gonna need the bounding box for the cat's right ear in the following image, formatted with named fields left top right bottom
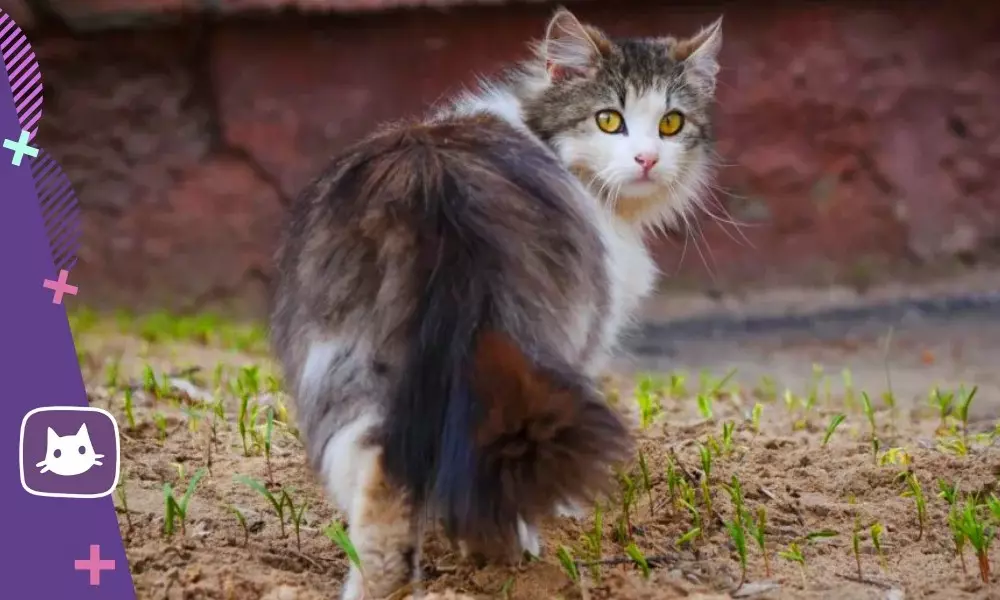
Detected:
left=543, top=8, right=611, bottom=82
left=46, top=427, right=57, bottom=444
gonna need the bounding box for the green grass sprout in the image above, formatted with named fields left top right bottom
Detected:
left=870, top=522, right=887, bottom=571
left=625, top=542, right=651, bottom=579
left=725, top=517, right=749, bottom=589
left=778, top=542, right=807, bottom=586
left=238, top=475, right=287, bottom=537
left=123, top=387, right=136, bottom=430
left=228, top=504, right=250, bottom=547
left=822, top=414, right=846, bottom=446
left=555, top=545, right=580, bottom=583
left=956, top=385, right=978, bottom=444
left=957, top=500, right=994, bottom=583
left=163, top=467, right=206, bottom=537
left=901, top=471, right=928, bottom=540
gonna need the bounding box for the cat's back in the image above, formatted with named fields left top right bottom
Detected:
left=270, top=113, right=608, bottom=367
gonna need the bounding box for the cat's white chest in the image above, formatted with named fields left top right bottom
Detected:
left=592, top=213, right=658, bottom=365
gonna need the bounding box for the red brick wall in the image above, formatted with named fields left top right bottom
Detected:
left=30, top=1, right=1000, bottom=315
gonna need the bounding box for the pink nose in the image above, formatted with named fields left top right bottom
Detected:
left=634, top=154, right=658, bottom=171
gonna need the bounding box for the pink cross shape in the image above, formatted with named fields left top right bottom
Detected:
left=42, top=269, right=78, bottom=304
left=74, top=544, right=116, bottom=586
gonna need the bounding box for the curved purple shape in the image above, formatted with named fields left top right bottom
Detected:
left=31, top=151, right=81, bottom=271
left=0, top=10, right=42, bottom=140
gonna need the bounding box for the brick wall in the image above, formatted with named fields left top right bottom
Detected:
left=20, top=0, right=1000, bottom=315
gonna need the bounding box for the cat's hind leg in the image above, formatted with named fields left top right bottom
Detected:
left=320, top=413, right=419, bottom=600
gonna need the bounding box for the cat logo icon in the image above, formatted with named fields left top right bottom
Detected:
left=19, top=406, right=120, bottom=499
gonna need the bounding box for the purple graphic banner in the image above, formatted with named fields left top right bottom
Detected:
left=0, top=9, right=136, bottom=598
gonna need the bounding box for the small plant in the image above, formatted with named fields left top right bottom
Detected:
left=721, top=421, right=736, bottom=455
left=861, top=392, right=877, bottom=435
left=745, top=505, right=771, bottom=577
left=581, top=504, right=604, bottom=581
left=282, top=489, right=309, bottom=552
left=901, top=471, right=928, bottom=540
left=931, top=387, right=955, bottom=433
left=725, top=517, right=749, bottom=588
left=238, top=475, right=288, bottom=537
left=122, top=387, right=136, bottom=430
left=228, top=504, right=250, bottom=547
left=264, top=407, right=276, bottom=483
left=956, top=385, right=978, bottom=444
left=325, top=520, right=365, bottom=590
left=870, top=522, right=887, bottom=571
left=696, top=393, right=714, bottom=420
left=163, top=467, right=206, bottom=537
left=698, top=443, right=714, bottom=516
left=153, top=412, right=168, bottom=442
left=665, top=456, right=681, bottom=506
left=618, top=470, right=638, bottom=542
left=668, top=372, right=687, bottom=398
left=637, top=450, right=653, bottom=514
left=957, top=500, right=994, bottom=583
left=116, top=479, right=133, bottom=535
left=755, top=375, right=778, bottom=402
left=822, top=414, right=846, bottom=446
left=104, top=358, right=121, bottom=391
left=555, top=545, right=580, bottom=583
left=778, top=542, right=806, bottom=586
left=751, top=402, right=763, bottom=435
left=635, top=376, right=663, bottom=429
left=842, top=368, right=856, bottom=411
left=625, top=542, right=651, bottom=579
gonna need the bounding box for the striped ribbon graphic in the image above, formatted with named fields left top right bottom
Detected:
left=0, top=10, right=41, bottom=139
left=1, top=9, right=81, bottom=272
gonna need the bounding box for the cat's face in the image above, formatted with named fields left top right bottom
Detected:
left=35, top=423, right=105, bottom=477
left=523, top=11, right=722, bottom=229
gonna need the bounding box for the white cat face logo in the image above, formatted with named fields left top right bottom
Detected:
left=35, top=423, right=104, bottom=476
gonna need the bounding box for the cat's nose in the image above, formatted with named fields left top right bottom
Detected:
left=634, top=154, right=658, bottom=171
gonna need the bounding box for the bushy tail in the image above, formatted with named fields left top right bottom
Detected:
left=381, top=209, right=632, bottom=553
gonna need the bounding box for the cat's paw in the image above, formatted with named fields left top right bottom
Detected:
left=517, top=517, right=541, bottom=558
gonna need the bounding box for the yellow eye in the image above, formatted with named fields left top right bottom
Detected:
left=659, top=111, right=685, bottom=137
left=595, top=110, right=625, bottom=134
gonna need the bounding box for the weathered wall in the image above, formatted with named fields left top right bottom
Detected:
left=27, top=1, right=1000, bottom=315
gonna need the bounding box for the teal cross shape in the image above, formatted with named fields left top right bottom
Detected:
left=3, top=130, right=38, bottom=166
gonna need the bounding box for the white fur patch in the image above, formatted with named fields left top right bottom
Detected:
left=517, top=517, right=541, bottom=558
left=319, top=411, right=381, bottom=513
left=448, top=84, right=529, bottom=133
left=300, top=338, right=343, bottom=399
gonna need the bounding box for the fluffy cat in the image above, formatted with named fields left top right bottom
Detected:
left=269, top=8, right=721, bottom=599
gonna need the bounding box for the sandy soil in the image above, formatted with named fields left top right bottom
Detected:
left=73, top=314, right=1000, bottom=600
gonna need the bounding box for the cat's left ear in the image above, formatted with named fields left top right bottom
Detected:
left=76, top=423, right=89, bottom=438
left=543, top=8, right=612, bottom=82
left=670, top=16, right=723, bottom=96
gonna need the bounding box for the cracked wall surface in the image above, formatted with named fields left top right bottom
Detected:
left=29, top=2, right=1000, bottom=316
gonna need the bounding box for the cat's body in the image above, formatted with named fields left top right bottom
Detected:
left=269, top=10, right=722, bottom=599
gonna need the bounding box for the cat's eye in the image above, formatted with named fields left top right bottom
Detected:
left=659, top=111, right=685, bottom=137
left=595, top=110, right=625, bottom=134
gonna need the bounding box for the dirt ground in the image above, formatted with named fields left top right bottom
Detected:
left=71, top=305, right=1000, bottom=600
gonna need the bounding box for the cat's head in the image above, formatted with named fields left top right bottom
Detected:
left=521, top=9, right=722, bottom=230
left=36, top=423, right=104, bottom=475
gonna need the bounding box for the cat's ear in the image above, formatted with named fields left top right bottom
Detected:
left=46, top=427, right=57, bottom=445
left=670, top=16, right=723, bottom=96
left=76, top=423, right=89, bottom=439
left=543, top=8, right=611, bottom=82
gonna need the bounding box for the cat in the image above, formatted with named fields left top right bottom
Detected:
left=269, top=8, right=722, bottom=599
left=36, top=423, right=105, bottom=476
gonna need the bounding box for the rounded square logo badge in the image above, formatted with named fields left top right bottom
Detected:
left=19, top=406, right=121, bottom=499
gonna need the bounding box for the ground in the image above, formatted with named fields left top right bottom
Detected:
left=70, top=299, right=1000, bottom=600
